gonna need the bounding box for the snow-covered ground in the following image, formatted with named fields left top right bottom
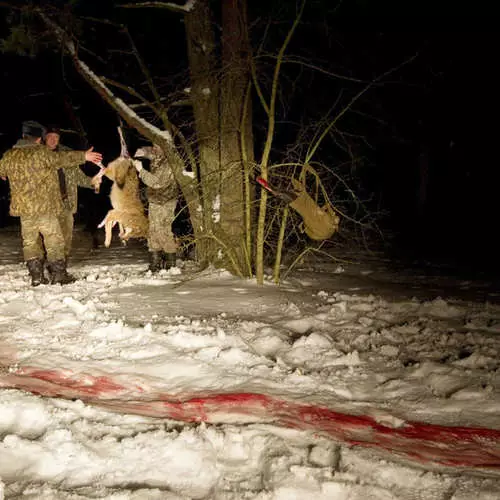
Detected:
left=0, top=225, right=499, bottom=499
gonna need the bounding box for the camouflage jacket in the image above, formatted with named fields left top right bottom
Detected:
left=138, top=151, right=179, bottom=205
left=58, top=144, right=94, bottom=214
left=0, top=139, right=85, bottom=217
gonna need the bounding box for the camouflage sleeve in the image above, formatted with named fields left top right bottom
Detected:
left=0, top=150, right=14, bottom=177
left=73, top=166, right=94, bottom=188
left=44, top=149, right=86, bottom=170
left=138, top=168, right=162, bottom=188
left=138, top=159, right=174, bottom=189
left=0, top=155, right=7, bottom=178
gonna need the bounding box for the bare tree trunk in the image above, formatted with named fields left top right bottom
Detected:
left=184, top=0, right=221, bottom=265
left=219, top=0, right=254, bottom=276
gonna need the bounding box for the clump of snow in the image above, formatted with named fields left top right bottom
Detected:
left=212, top=194, right=220, bottom=223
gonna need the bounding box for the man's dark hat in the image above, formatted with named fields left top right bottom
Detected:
left=22, top=120, right=46, bottom=138
left=45, top=124, right=61, bottom=135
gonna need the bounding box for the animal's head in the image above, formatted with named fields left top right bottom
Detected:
left=105, top=157, right=134, bottom=189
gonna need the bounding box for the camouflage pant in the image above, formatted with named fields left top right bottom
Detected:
left=21, top=213, right=65, bottom=262
left=58, top=209, right=75, bottom=259
left=148, top=201, right=177, bottom=253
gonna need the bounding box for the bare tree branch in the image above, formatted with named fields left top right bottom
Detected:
left=305, top=52, right=419, bottom=164
left=36, top=10, right=174, bottom=150
left=272, top=55, right=365, bottom=84
left=101, top=76, right=159, bottom=113
left=80, top=15, right=125, bottom=29
left=76, top=14, right=181, bottom=140
left=117, top=1, right=197, bottom=13
left=121, top=26, right=172, bottom=131
left=102, top=78, right=197, bottom=171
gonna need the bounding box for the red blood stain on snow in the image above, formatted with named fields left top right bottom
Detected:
left=1, top=366, right=500, bottom=473
left=27, top=369, right=126, bottom=395
left=0, top=367, right=127, bottom=398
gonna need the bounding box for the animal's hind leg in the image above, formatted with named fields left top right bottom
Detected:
left=104, top=218, right=118, bottom=248
left=118, top=222, right=129, bottom=245
left=98, top=215, right=112, bottom=248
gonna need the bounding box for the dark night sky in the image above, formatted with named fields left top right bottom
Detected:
left=0, top=2, right=498, bottom=274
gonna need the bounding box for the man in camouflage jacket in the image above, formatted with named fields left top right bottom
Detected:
left=44, top=125, right=98, bottom=263
left=134, top=144, right=180, bottom=271
left=0, top=121, right=103, bottom=286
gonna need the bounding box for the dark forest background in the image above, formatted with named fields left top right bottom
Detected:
left=0, top=0, right=498, bottom=275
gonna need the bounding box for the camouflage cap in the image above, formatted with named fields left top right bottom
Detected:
left=22, top=120, right=47, bottom=138
left=134, top=146, right=154, bottom=159
left=45, top=124, right=61, bottom=135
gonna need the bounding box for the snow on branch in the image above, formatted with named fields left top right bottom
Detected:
left=118, top=0, right=196, bottom=13
left=37, top=10, right=173, bottom=148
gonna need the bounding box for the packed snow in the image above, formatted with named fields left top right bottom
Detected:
left=0, top=225, right=499, bottom=499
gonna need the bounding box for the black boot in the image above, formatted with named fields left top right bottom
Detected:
left=47, top=259, right=76, bottom=285
left=162, top=252, right=177, bottom=270
left=148, top=251, right=163, bottom=273
left=26, top=258, right=49, bottom=287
